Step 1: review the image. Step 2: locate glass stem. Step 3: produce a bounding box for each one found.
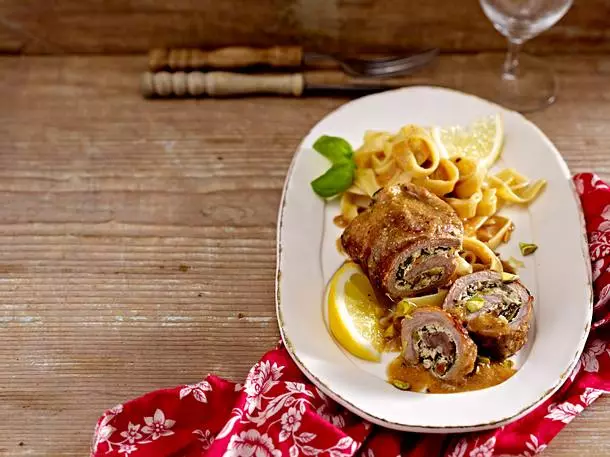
[503,39,523,80]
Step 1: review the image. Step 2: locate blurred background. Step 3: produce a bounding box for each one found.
[0,0,608,55]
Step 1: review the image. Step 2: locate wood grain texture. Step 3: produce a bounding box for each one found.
[0,0,610,54]
[0,54,609,456]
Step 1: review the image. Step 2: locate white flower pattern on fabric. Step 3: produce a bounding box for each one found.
[92,420,116,453]
[590,174,605,189]
[580,387,604,406]
[286,382,313,396]
[316,403,346,428]
[91,405,179,454]
[279,407,302,442]
[141,409,176,440]
[179,380,212,403]
[217,363,361,457]
[598,284,610,308]
[522,434,547,456]
[593,259,605,281]
[571,338,608,380]
[118,443,138,455]
[590,205,610,261]
[544,401,584,423]
[581,339,607,373]
[110,404,124,415]
[91,403,123,453]
[120,422,143,444]
[243,360,284,414]
[224,429,282,457]
[590,231,610,261]
[448,438,468,457]
[193,429,215,450]
[469,437,496,457]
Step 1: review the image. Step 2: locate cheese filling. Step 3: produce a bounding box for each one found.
[395,246,454,289]
[413,323,456,376]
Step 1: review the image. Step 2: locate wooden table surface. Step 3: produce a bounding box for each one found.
[0,54,608,456]
[2,0,609,54]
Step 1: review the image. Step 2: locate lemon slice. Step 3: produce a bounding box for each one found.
[327,262,384,362]
[432,114,504,169]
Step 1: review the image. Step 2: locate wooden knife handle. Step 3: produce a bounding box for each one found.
[149,46,303,71]
[141,71,305,97]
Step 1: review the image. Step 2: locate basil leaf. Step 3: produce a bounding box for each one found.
[313,135,353,164]
[311,162,355,198]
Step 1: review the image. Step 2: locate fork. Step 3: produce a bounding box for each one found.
[302,48,439,78]
[148,46,438,78]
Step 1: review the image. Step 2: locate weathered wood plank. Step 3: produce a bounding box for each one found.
[0,55,608,456]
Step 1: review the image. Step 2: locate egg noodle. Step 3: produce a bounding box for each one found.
[338,120,546,284]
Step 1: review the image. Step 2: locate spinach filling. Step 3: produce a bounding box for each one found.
[458,280,522,322]
[395,246,453,288]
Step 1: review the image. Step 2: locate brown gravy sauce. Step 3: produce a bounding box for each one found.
[387,355,515,394]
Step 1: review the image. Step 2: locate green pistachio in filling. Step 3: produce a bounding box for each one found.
[458,281,522,322]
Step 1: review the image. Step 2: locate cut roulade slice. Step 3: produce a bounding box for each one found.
[443,270,533,359]
[401,307,477,382]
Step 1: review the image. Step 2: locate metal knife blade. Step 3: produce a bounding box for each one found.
[304,82,405,95]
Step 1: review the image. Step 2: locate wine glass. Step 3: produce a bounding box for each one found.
[479,0,573,112]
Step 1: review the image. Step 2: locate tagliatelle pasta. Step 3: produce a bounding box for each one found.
[462,237,504,272]
[338,121,546,274]
[412,158,460,196]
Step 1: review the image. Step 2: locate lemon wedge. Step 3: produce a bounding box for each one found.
[327,262,384,362]
[432,114,504,169]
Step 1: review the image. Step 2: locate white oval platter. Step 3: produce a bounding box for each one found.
[276,86,592,432]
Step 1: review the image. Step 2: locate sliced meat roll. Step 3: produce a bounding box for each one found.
[443,270,533,359]
[341,183,463,300]
[401,307,477,382]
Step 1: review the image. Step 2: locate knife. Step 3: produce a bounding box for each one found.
[141,71,406,98]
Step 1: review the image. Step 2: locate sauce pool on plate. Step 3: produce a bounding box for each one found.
[387,355,515,393]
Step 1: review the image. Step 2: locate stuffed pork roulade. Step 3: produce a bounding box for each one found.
[401,307,477,382]
[442,270,533,359]
[341,183,463,300]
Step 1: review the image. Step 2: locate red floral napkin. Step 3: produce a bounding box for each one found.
[92,173,610,457]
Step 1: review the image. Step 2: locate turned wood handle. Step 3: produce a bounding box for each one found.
[148,46,303,71]
[141,71,305,97]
